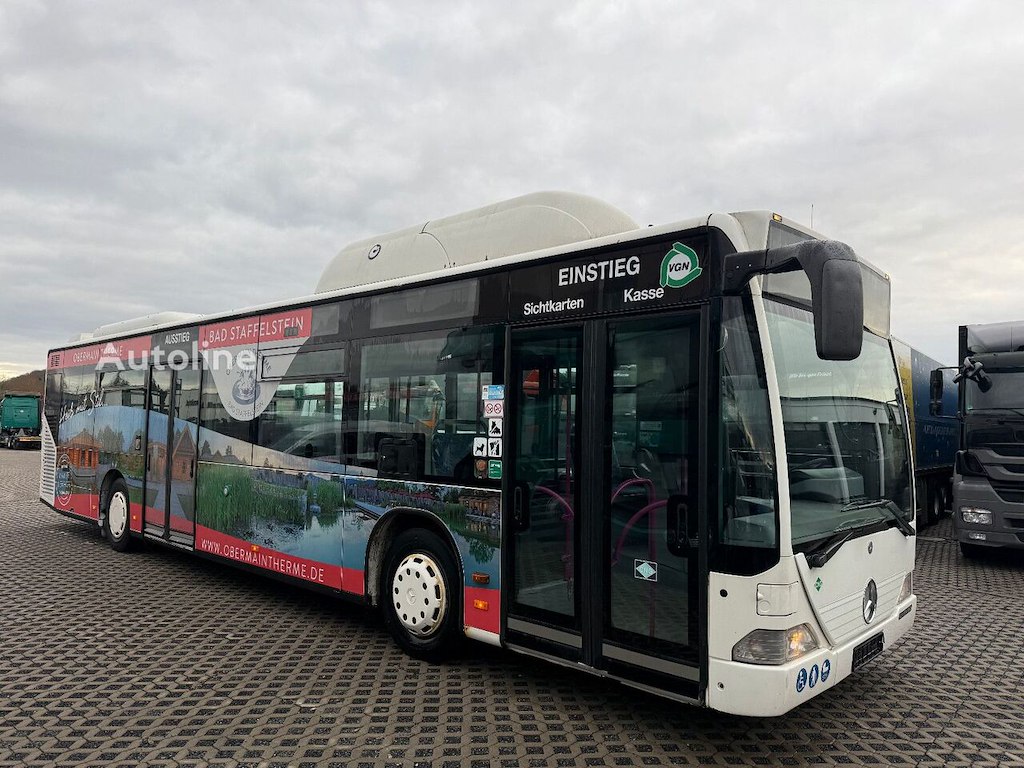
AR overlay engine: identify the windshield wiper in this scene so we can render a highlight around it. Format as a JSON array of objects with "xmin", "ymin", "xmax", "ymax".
[
  {"xmin": 840, "ymin": 498, "xmax": 914, "ymax": 537},
  {"xmin": 804, "ymin": 529, "xmax": 856, "ymax": 568},
  {"xmin": 804, "ymin": 500, "xmax": 914, "ymax": 568}
]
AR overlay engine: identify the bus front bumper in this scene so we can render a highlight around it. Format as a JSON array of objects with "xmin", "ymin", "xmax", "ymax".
[{"xmin": 706, "ymin": 595, "xmax": 916, "ymax": 717}]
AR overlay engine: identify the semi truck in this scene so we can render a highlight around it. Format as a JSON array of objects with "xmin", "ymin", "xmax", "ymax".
[
  {"xmin": 941, "ymin": 321, "xmax": 1024, "ymax": 557},
  {"xmin": 893, "ymin": 340, "xmax": 958, "ymax": 527},
  {"xmin": 0, "ymin": 393, "xmax": 42, "ymax": 449}
]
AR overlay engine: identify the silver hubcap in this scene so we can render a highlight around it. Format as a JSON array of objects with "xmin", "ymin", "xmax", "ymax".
[
  {"xmin": 108, "ymin": 491, "xmax": 129, "ymax": 540},
  {"xmin": 391, "ymin": 553, "xmax": 446, "ymax": 637}
]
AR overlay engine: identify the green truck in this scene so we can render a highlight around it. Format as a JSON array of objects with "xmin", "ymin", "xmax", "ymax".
[{"xmin": 1, "ymin": 394, "xmax": 41, "ymax": 449}]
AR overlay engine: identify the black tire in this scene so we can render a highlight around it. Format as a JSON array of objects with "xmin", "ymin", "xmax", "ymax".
[
  {"xmin": 104, "ymin": 478, "xmax": 134, "ymax": 552},
  {"xmin": 960, "ymin": 542, "xmax": 986, "ymax": 559},
  {"xmin": 926, "ymin": 485, "xmax": 943, "ymax": 526},
  {"xmin": 381, "ymin": 528, "xmax": 462, "ymax": 661}
]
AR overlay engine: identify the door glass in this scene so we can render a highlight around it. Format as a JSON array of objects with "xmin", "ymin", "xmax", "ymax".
[
  {"xmin": 606, "ymin": 317, "xmax": 699, "ymax": 650},
  {"xmin": 169, "ymin": 369, "xmax": 200, "ymax": 536},
  {"xmin": 145, "ymin": 368, "xmax": 173, "ymax": 531},
  {"xmin": 511, "ymin": 328, "xmax": 582, "ymax": 624}
]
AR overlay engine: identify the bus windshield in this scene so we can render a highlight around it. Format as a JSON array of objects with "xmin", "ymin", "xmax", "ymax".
[{"xmin": 764, "ymin": 299, "xmax": 913, "ymax": 548}]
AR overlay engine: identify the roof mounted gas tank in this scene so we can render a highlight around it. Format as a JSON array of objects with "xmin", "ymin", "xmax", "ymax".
[
  {"xmin": 68, "ymin": 311, "xmax": 203, "ymax": 343},
  {"xmin": 315, "ymin": 191, "xmax": 639, "ymax": 293}
]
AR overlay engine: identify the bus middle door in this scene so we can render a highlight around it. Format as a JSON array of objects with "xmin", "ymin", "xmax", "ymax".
[{"xmin": 144, "ymin": 366, "xmax": 200, "ymax": 547}]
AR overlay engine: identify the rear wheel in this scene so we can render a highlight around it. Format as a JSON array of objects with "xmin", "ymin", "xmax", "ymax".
[
  {"xmin": 959, "ymin": 542, "xmax": 986, "ymax": 559},
  {"xmin": 104, "ymin": 479, "xmax": 133, "ymax": 552},
  {"xmin": 381, "ymin": 528, "xmax": 462, "ymax": 660}
]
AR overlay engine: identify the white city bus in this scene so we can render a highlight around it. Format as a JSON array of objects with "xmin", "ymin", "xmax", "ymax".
[{"xmin": 39, "ymin": 192, "xmax": 916, "ymax": 716}]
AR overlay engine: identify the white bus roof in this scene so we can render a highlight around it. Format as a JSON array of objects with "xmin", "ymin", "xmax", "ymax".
[{"xmin": 54, "ymin": 195, "xmax": 875, "ymax": 351}]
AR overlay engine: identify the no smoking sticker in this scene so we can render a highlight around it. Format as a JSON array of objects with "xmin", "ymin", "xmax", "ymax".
[{"xmin": 483, "ymin": 400, "xmax": 504, "ymax": 418}]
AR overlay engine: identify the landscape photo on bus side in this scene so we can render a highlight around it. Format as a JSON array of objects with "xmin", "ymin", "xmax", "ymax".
[{"xmin": 194, "ymin": 465, "xmax": 501, "ymax": 594}]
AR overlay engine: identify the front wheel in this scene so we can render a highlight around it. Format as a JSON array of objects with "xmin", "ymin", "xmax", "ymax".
[
  {"xmin": 381, "ymin": 528, "xmax": 462, "ymax": 660},
  {"xmin": 104, "ymin": 479, "xmax": 133, "ymax": 552},
  {"xmin": 927, "ymin": 485, "xmax": 943, "ymax": 526}
]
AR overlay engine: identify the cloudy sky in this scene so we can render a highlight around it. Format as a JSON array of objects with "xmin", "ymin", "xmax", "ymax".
[{"xmin": 2, "ymin": 1, "xmax": 1022, "ymax": 376}]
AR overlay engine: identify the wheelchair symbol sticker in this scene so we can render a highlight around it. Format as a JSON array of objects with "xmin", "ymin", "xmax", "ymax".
[{"xmin": 796, "ymin": 668, "xmax": 808, "ymax": 693}]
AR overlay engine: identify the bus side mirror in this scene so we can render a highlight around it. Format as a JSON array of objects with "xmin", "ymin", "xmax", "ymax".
[
  {"xmin": 929, "ymin": 369, "xmax": 944, "ymax": 415},
  {"xmin": 723, "ymin": 240, "xmax": 864, "ymax": 361}
]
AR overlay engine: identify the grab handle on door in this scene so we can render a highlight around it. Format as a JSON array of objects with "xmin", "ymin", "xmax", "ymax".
[
  {"xmin": 512, "ymin": 483, "xmax": 529, "ymax": 531},
  {"xmin": 666, "ymin": 494, "xmax": 691, "ymax": 556}
]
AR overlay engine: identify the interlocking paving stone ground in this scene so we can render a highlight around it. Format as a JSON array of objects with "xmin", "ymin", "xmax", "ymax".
[{"xmin": 1, "ymin": 449, "xmax": 1023, "ymax": 767}]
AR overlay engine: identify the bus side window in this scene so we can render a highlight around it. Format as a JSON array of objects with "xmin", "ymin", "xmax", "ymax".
[
  {"xmin": 356, "ymin": 327, "xmax": 501, "ymax": 482},
  {"xmin": 256, "ymin": 379, "xmax": 345, "ymax": 466}
]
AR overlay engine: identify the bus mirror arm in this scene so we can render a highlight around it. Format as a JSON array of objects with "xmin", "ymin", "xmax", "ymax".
[
  {"xmin": 954, "ymin": 357, "xmax": 992, "ymax": 393},
  {"xmin": 722, "ymin": 240, "xmax": 864, "ymax": 362}
]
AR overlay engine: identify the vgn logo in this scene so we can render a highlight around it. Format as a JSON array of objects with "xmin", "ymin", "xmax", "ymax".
[{"xmin": 660, "ymin": 242, "xmax": 703, "ymax": 289}]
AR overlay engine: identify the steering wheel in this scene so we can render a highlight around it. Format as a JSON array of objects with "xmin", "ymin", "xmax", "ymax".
[{"xmin": 634, "ymin": 447, "xmax": 659, "ymax": 480}]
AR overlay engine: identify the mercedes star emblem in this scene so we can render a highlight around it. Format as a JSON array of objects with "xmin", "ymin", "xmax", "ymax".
[{"xmin": 862, "ymin": 579, "xmax": 878, "ymax": 624}]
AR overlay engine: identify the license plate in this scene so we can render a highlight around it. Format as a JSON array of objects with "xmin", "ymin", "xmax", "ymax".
[{"xmin": 852, "ymin": 633, "xmax": 884, "ymax": 671}]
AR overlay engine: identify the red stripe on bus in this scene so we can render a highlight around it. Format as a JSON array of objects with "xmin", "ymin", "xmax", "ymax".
[
  {"xmin": 199, "ymin": 308, "xmax": 313, "ymax": 351},
  {"xmin": 169, "ymin": 514, "xmax": 194, "ymax": 534},
  {"xmin": 464, "ymin": 586, "xmax": 500, "ymax": 634},
  {"xmin": 54, "ymin": 493, "xmax": 100, "ymax": 521},
  {"xmin": 195, "ymin": 525, "xmax": 343, "ymax": 590},
  {"xmin": 341, "ymin": 567, "xmax": 366, "ymax": 596},
  {"xmin": 144, "ymin": 506, "xmax": 167, "ymax": 527},
  {"xmin": 48, "ymin": 335, "xmax": 152, "ymax": 370},
  {"xmin": 130, "ymin": 502, "xmax": 143, "ymax": 533}
]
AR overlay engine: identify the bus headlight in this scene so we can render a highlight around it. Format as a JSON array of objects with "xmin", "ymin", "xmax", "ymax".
[
  {"xmin": 732, "ymin": 624, "xmax": 819, "ymax": 665},
  {"xmin": 960, "ymin": 507, "xmax": 992, "ymax": 525},
  {"xmin": 898, "ymin": 572, "xmax": 913, "ymax": 603}
]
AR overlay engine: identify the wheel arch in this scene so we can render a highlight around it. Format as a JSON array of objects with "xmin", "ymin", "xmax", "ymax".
[
  {"xmin": 364, "ymin": 507, "xmax": 465, "ymax": 608},
  {"xmin": 98, "ymin": 469, "xmax": 126, "ymax": 519}
]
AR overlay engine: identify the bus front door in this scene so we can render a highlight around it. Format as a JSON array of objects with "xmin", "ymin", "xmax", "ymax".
[
  {"xmin": 507, "ymin": 315, "xmax": 703, "ymax": 698},
  {"xmin": 143, "ymin": 366, "xmax": 200, "ymax": 547}
]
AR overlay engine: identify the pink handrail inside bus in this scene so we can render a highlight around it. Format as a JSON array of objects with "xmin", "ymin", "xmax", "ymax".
[
  {"xmin": 610, "ymin": 499, "xmax": 666, "ymax": 567},
  {"xmin": 610, "ymin": 477, "xmax": 655, "ymax": 508}
]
